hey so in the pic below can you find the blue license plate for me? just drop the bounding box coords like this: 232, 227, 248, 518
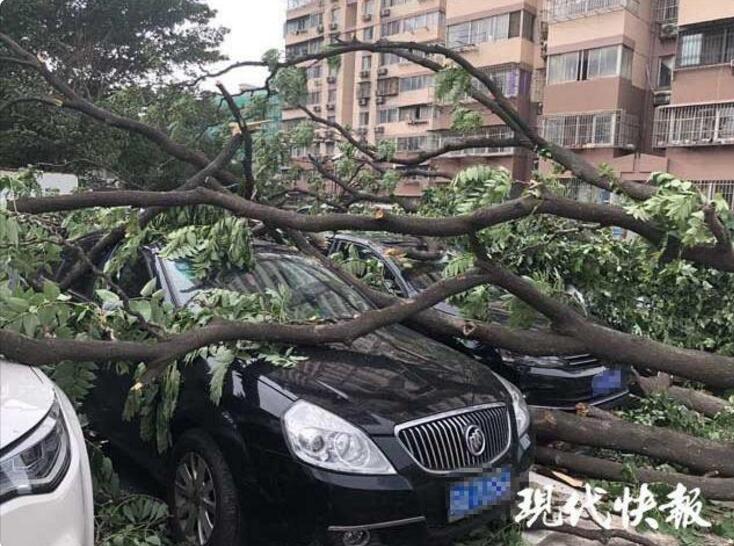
592, 369, 623, 397
448, 468, 512, 522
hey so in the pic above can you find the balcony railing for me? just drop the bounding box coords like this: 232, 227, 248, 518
539, 110, 639, 149
544, 0, 639, 23
438, 127, 516, 158
653, 102, 734, 148
696, 180, 734, 209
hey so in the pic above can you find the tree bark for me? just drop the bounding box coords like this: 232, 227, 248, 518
531, 409, 734, 477
537, 446, 734, 500
637, 374, 730, 418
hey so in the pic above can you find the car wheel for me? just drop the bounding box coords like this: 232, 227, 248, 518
169, 430, 241, 546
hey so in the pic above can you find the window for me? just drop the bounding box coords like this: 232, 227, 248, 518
306, 91, 321, 105
472, 65, 532, 98
397, 136, 429, 152
363, 26, 374, 41
547, 0, 639, 23
287, 0, 312, 9
399, 74, 433, 92
330, 7, 340, 23
447, 10, 533, 49
678, 23, 734, 68
382, 0, 412, 7
377, 77, 399, 96
328, 115, 336, 123
380, 52, 402, 66
305, 63, 322, 80
358, 111, 370, 126
547, 45, 632, 84
286, 38, 323, 60
378, 108, 399, 123
541, 110, 638, 148
361, 55, 372, 71
658, 56, 675, 88
357, 81, 372, 99
363, 0, 375, 16
328, 89, 337, 103
654, 102, 734, 147
399, 104, 432, 122
381, 11, 444, 37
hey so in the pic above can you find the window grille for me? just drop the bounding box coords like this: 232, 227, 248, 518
653, 102, 734, 147
540, 110, 639, 149
544, 0, 638, 23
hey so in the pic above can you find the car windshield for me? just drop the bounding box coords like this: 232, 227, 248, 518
164, 252, 373, 321
402, 261, 445, 291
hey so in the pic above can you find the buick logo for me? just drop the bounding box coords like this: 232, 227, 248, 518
464, 424, 486, 457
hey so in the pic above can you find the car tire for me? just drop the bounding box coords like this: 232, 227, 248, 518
169, 429, 242, 546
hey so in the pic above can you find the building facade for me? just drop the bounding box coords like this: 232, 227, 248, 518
283, 0, 734, 206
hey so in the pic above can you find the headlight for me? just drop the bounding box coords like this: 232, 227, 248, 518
493, 374, 531, 437
0, 398, 71, 503
283, 401, 396, 475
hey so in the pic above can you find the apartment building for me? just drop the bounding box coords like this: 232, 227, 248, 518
283, 0, 734, 206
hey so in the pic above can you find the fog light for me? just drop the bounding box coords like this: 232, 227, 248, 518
342, 529, 371, 546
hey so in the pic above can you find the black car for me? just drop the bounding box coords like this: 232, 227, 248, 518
77, 242, 533, 546
326, 234, 629, 410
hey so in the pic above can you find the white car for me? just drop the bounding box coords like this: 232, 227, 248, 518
0, 359, 94, 546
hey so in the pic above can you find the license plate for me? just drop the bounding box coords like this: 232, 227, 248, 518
448, 468, 512, 522
592, 369, 623, 397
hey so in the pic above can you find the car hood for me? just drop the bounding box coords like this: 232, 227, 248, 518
259, 325, 509, 434
0, 362, 55, 448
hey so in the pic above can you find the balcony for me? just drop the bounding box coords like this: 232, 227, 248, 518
655, 0, 679, 25
696, 180, 734, 209
653, 102, 734, 148
544, 0, 639, 23
539, 110, 639, 150
438, 127, 516, 158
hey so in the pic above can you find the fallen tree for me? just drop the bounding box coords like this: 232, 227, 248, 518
2, 23, 734, 525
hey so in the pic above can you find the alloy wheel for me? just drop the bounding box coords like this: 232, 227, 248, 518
173, 452, 217, 545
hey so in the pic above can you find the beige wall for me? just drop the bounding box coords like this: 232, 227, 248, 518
679, 0, 734, 26
673, 67, 734, 103
667, 148, 734, 180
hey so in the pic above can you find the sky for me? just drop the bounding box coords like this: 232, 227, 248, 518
204, 0, 286, 90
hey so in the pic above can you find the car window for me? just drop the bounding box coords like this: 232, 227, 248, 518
116, 254, 154, 299
335, 241, 405, 297
165, 253, 373, 321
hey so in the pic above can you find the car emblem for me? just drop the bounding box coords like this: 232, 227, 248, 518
464, 424, 486, 457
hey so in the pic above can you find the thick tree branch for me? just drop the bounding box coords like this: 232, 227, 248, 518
532, 408, 734, 476
215, 82, 255, 198
57, 134, 244, 290
537, 446, 734, 501
0, 270, 496, 375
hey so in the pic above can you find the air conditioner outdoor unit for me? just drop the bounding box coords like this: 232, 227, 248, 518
375, 126, 385, 134
377, 67, 388, 76
380, 8, 391, 17
358, 97, 369, 106
313, 105, 322, 112
360, 70, 370, 78
376, 96, 385, 104
362, 13, 372, 22
327, 76, 337, 84
327, 103, 336, 111
329, 22, 338, 30
660, 23, 678, 39
653, 90, 671, 106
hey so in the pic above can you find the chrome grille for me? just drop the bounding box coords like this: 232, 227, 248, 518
564, 353, 600, 367
396, 405, 511, 473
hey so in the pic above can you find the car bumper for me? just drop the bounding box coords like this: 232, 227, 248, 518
271, 432, 533, 546
0, 389, 95, 546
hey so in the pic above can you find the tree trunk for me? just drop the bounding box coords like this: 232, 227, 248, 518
637, 373, 730, 418
531, 409, 734, 476
537, 446, 734, 500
